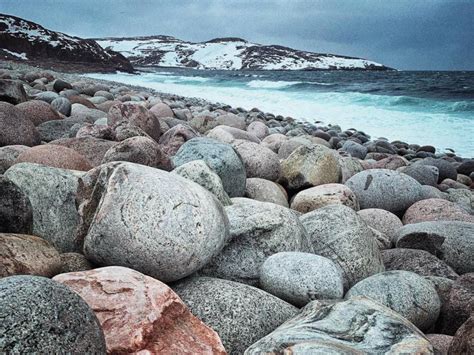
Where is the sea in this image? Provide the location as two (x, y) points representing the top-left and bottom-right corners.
(87, 69), (474, 158)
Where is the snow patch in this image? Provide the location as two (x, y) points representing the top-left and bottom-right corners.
(1, 49), (28, 60)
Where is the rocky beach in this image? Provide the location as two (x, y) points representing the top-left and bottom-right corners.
(0, 58), (473, 354)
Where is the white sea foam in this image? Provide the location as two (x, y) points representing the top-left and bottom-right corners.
(246, 80), (302, 89)
(86, 72), (474, 157)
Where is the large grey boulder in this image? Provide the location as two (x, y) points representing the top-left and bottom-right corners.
(231, 140), (281, 181)
(173, 276), (298, 355)
(0, 275), (106, 353)
(0, 176), (33, 234)
(245, 297), (433, 354)
(341, 140), (368, 159)
(416, 157), (457, 183)
(172, 160), (231, 206)
(259, 252), (344, 307)
(78, 162), (229, 283)
(4, 163), (82, 252)
(300, 205), (385, 290)
(199, 198), (312, 285)
(345, 169), (423, 213)
(401, 164), (439, 186)
(345, 270), (441, 331)
(393, 221), (474, 274)
(173, 137), (246, 197)
(280, 144), (340, 190)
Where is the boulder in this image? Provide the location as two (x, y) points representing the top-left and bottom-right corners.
(261, 133), (287, 153)
(402, 198), (474, 224)
(357, 208), (403, 242)
(245, 297), (433, 354)
(5, 163), (82, 252)
(70, 103), (105, 121)
(345, 169), (423, 213)
(341, 140), (367, 159)
(336, 155), (365, 183)
(173, 276), (298, 354)
(0, 145), (29, 174)
(51, 97), (72, 116)
(208, 125), (260, 143)
(158, 124), (199, 156)
(78, 162), (229, 282)
(14, 144), (92, 171)
(59, 252), (93, 273)
(0, 275), (106, 353)
(16, 100), (62, 126)
(108, 102), (161, 141)
(0, 233), (62, 278)
(280, 144), (340, 190)
(394, 221), (474, 274)
(54, 267), (226, 354)
(247, 121), (269, 139)
(448, 315), (474, 354)
(345, 270), (440, 331)
(35, 91), (59, 103)
(50, 137), (116, 167)
(291, 183), (359, 213)
(300, 204), (384, 290)
(36, 118), (84, 142)
(216, 113), (246, 130)
(372, 155), (408, 170)
(278, 137), (311, 159)
(172, 160), (231, 206)
(401, 164), (439, 186)
(382, 248), (458, 279)
(244, 178), (288, 207)
(53, 79), (73, 92)
(416, 158), (458, 183)
(457, 160), (474, 176)
(426, 334), (452, 354)
(75, 123), (115, 140)
(0, 102), (41, 147)
(232, 140), (281, 181)
(0, 176), (33, 234)
(149, 102), (174, 118)
(101, 136), (171, 170)
(199, 198), (312, 285)
(0, 79), (27, 104)
(436, 273), (474, 335)
(259, 252), (344, 307)
(173, 137), (246, 197)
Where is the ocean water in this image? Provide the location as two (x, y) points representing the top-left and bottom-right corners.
(87, 69), (474, 157)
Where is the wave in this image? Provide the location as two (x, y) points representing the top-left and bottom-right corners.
(246, 80), (302, 89)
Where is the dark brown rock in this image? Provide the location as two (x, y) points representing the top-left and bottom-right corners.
(0, 102), (41, 147)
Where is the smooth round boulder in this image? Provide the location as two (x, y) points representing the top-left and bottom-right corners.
(208, 125), (260, 144)
(0, 275), (106, 353)
(448, 315), (474, 354)
(0, 176), (33, 234)
(16, 100), (62, 126)
(244, 178), (288, 207)
(173, 276), (298, 354)
(247, 121), (269, 139)
(216, 113), (246, 130)
(259, 252), (344, 307)
(149, 102), (174, 118)
(79, 162), (229, 282)
(341, 140), (367, 159)
(0, 102), (41, 147)
(108, 102), (161, 141)
(280, 144), (341, 190)
(345, 270), (441, 331)
(158, 123), (199, 156)
(50, 137), (116, 167)
(345, 169), (423, 213)
(416, 157), (457, 183)
(14, 144), (92, 171)
(0, 145), (29, 174)
(0, 233), (62, 277)
(51, 96), (72, 116)
(173, 137), (246, 197)
(261, 133), (287, 152)
(457, 160), (474, 176)
(382, 248), (458, 279)
(101, 136), (171, 170)
(401, 164), (439, 186)
(232, 140), (281, 181)
(357, 208), (403, 242)
(53, 79), (73, 92)
(402, 198), (474, 224)
(300, 204), (385, 290)
(291, 183), (359, 213)
(199, 198), (312, 285)
(172, 160), (231, 206)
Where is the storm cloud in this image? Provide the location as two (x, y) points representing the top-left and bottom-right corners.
(2, 0), (473, 70)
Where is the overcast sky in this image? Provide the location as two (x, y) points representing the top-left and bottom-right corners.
(2, 0), (473, 70)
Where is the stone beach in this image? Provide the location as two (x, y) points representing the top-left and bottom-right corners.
(0, 60), (473, 354)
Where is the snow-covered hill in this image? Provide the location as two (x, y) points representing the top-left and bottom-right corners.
(0, 14), (133, 72)
(95, 36), (392, 71)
